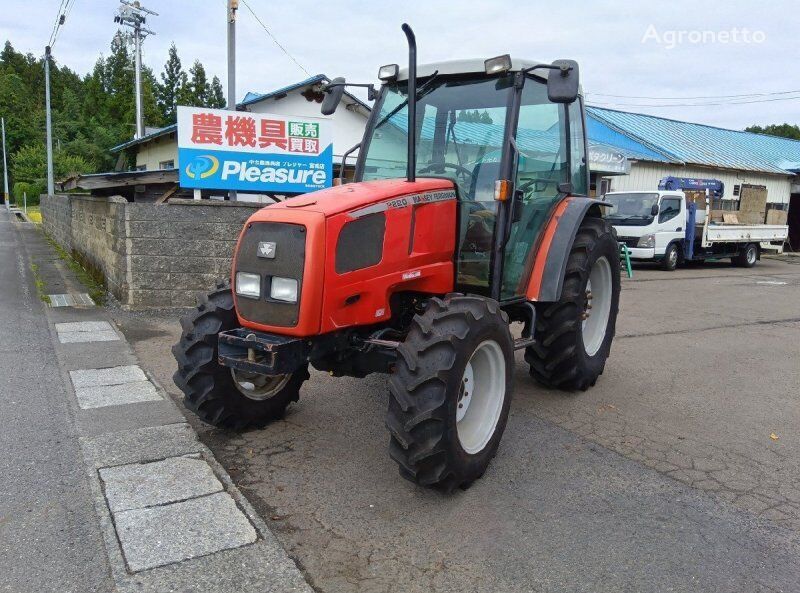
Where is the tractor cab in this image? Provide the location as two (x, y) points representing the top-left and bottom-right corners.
(330, 53), (588, 303)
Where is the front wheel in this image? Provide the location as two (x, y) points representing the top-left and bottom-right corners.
(386, 295), (514, 491)
(661, 242), (680, 271)
(172, 281), (308, 430)
(526, 216), (620, 391)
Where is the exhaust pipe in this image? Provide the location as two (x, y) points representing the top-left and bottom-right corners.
(401, 23), (416, 183)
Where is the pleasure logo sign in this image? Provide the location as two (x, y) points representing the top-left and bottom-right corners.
(177, 106), (332, 194)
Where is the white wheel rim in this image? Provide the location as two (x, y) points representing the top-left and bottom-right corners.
(582, 256), (612, 357)
(669, 247), (678, 266)
(456, 340), (506, 454)
(747, 246), (756, 264)
(231, 369), (290, 401)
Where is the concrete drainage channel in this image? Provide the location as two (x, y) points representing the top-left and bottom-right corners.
(49, 317), (312, 591)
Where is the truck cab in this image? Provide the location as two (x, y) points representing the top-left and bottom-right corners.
(605, 190), (687, 267)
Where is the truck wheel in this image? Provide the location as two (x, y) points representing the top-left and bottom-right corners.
(526, 217), (620, 391)
(387, 295), (514, 491)
(172, 281), (308, 430)
(733, 243), (758, 268)
(661, 243), (680, 271)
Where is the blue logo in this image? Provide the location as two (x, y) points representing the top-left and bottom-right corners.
(184, 155), (219, 179)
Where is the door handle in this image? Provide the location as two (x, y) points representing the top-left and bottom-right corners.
(676, 227), (682, 232)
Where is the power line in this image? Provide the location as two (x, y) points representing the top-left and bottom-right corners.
(238, 0), (311, 77)
(47, 0), (68, 47)
(588, 88), (800, 100)
(48, 0), (76, 49)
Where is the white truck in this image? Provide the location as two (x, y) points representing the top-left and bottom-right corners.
(605, 190), (789, 271)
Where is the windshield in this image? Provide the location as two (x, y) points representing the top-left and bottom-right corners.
(360, 75), (514, 200)
(605, 192), (659, 221)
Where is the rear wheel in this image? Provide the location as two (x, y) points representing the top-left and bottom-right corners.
(172, 281), (308, 430)
(387, 295), (513, 491)
(526, 216), (620, 391)
(733, 243), (758, 268)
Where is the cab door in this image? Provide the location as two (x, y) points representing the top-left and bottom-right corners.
(654, 195), (684, 254)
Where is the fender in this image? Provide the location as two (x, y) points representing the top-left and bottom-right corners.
(526, 197), (609, 302)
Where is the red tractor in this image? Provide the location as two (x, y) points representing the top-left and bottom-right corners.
(173, 25), (620, 491)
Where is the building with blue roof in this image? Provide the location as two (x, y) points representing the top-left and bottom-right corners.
(101, 76), (798, 229)
(586, 106), (800, 210)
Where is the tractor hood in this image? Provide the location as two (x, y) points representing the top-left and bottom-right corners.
(252, 178), (457, 219)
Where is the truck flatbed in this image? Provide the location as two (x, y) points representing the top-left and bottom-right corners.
(704, 223), (788, 244)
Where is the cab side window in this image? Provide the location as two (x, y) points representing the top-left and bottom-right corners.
(659, 198), (681, 223)
(568, 99), (588, 196)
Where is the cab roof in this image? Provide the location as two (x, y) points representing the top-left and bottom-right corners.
(397, 58), (548, 81)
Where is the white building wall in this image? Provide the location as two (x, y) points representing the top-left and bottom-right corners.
(608, 161), (792, 205)
(135, 134), (178, 170)
(245, 93), (369, 163)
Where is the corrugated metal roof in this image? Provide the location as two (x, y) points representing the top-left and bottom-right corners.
(111, 124), (177, 152)
(587, 106), (800, 175)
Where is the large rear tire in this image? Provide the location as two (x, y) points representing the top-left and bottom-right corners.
(387, 295), (514, 491)
(525, 216), (620, 391)
(172, 281), (308, 430)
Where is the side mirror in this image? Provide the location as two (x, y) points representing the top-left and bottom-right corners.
(321, 77), (346, 115)
(651, 203), (660, 216)
(547, 60), (579, 104)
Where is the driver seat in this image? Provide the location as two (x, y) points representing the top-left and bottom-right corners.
(468, 161), (502, 202)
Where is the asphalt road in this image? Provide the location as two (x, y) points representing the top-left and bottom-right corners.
(0, 210), (112, 593)
(121, 256), (800, 593)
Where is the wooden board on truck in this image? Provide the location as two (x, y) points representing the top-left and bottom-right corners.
(766, 209), (789, 225)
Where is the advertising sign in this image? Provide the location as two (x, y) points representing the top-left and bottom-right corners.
(588, 147), (630, 175)
(177, 106), (333, 193)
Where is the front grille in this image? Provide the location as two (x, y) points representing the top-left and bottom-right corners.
(618, 237), (639, 249)
(235, 222), (306, 327)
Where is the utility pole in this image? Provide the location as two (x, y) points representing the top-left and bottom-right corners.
(44, 46), (55, 196)
(115, 1), (157, 139)
(1, 117), (9, 207)
(227, 0), (238, 201)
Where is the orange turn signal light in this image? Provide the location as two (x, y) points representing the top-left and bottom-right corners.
(494, 179), (511, 201)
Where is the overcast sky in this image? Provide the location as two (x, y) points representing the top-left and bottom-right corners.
(3, 0), (798, 130)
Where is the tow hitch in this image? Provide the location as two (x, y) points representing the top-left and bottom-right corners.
(217, 328), (307, 376)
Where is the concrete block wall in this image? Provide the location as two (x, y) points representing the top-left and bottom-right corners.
(41, 195), (262, 307)
(69, 195), (129, 301)
(124, 200), (261, 306)
(41, 193), (73, 252)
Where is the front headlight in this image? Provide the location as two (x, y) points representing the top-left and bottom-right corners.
(637, 233), (656, 248)
(270, 277), (298, 303)
(235, 272), (261, 298)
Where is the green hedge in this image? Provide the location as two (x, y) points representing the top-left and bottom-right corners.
(11, 181), (45, 206)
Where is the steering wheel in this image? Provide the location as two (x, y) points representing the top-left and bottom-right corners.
(419, 162), (474, 184)
(517, 177), (561, 193)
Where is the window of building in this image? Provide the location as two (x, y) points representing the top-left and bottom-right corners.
(159, 159), (175, 170)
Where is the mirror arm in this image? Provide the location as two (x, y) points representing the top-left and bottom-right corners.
(520, 63), (573, 78)
(322, 82), (378, 101)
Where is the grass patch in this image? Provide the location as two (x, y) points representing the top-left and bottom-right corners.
(25, 205), (42, 224)
(42, 232), (107, 305)
(30, 263), (51, 304)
